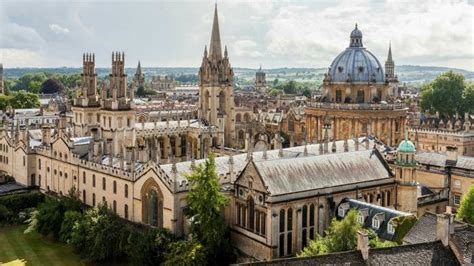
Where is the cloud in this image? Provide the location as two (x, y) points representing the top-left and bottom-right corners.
(0, 48), (46, 67)
(1, 23), (46, 50)
(49, 24), (70, 34)
(231, 40), (263, 58)
(264, 0), (474, 69)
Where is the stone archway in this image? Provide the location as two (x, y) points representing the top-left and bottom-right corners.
(141, 178), (164, 227)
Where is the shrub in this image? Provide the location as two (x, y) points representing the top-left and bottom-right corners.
(35, 197), (66, 239)
(164, 239), (207, 266)
(126, 227), (175, 265)
(0, 204), (12, 222)
(59, 210), (83, 243)
(0, 192), (44, 214)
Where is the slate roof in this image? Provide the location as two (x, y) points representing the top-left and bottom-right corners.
(449, 224), (474, 265)
(403, 212), (438, 244)
(338, 199), (412, 241)
(368, 241), (459, 266)
(252, 149), (391, 196)
(239, 250), (365, 266)
(416, 152), (474, 171)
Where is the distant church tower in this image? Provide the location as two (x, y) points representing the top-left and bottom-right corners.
(198, 4), (235, 147)
(134, 61), (145, 88)
(71, 53), (101, 136)
(394, 132), (418, 213)
(385, 42), (399, 97)
(255, 65), (267, 93)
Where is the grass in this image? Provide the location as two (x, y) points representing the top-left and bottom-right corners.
(0, 224), (85, 266)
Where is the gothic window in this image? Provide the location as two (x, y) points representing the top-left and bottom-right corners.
(288, 116), (295, 132)
(113, 200), (117, 214)
(142, 179), (164, 228)
(248, 196), (255, 231)
(279, 209), (285, 257)
(92, 174), (96, 187)
(244, 113), (251, 123)
(287, 208), (293, 255)
(38, 159), (41, 170)
(218, 91), (226, 115)
(236, 113), (242, 122)
(124, 184), (129, 198)
(92, 193), (96, 207)
(357, 90), (365, 103)
(102, 177), (106, 191)
(113, 181), (117, 194)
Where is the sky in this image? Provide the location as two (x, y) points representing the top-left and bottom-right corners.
(1, 0), (473, 70)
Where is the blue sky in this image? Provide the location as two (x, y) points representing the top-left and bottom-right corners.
(1, 0), (473, 70)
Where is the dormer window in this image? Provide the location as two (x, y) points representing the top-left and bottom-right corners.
(338, 203), (350, 217)
(372, 217), (380, 229)
(357, 213), (365, 224)
(387, 220), (395, 234)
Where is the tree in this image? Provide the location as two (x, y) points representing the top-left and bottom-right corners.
(136, 86), (147, 97)
(8, 91), (40, 109)
(164, 240), (207, 266)
(59, 210), (83, 243)
(301, 87), (312, 98)
(126, 227), (175, 265)
(0, 95), (12, 111)
(40, 78), (66, 94)
(299, 209), (362, 256)
(185, 153), (234, 264)
(456, 185), (474, 224)
(420, 71), (469, 117)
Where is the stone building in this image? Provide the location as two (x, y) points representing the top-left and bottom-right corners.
(305, 25), (407, 146)
(133, 61), (145, 88)
(151, 76), (175, 91)
(255, 66), (267, 94)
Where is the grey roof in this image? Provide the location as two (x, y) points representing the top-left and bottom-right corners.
(252, 149), (391, 196)
(339, 199), (412, 241)
(416, 152), (474, 171)
(239, 250), (365, 266)
(403, 212), (438, 244)
(450, 224), (474, 265)
(369, 241), (458, 265)
(328, 47), (385, 84)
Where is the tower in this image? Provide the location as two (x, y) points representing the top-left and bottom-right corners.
(198, 4), (235, 148)
(100, 52), (136, 158)
(134, 61), (145, 88)
(255, 65), (267, 94)
(0, 63), (4, 95)
(71, 53), (101, 136)
(395, 131), (418, 213)
(385, 42), (399, 96)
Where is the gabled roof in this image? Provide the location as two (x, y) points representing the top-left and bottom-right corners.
(252, 149), (392, 196)
(403, 212), (438, 244)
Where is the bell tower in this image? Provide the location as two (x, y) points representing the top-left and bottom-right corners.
(198, 4), (235, 148)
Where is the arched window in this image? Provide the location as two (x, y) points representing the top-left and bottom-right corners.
(113, 181), (117, 194)
(287, 208), (293, 255)
(124, 184), (129, 198)
(92, 174), (96, 187)
(279, 209), (285, 257)
(83, 190), (86, 203)
(83, 172), (86, 184)
(218, 91), (226, 115)
(142, 179), (164, 228)
(302, 205), (308, 248)
(125, 204), (129, 219)
(113, 200), (117, 213)
(236, 113), (242, 122)
(247, 196), (255, 231)
(102, 177), (106, 191)
(92, 193), (96, 207)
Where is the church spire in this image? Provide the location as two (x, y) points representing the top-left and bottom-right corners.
(387, 41), (393, 63)
(208, 4), (222, 60)
(136, 60), (142, 75)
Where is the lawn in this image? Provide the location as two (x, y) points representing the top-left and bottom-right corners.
(0, 224), (85, 266)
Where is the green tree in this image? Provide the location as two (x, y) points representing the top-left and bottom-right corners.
(9, 91), (40, 109)
(0, 95), (12, 111)
(462, 83), (474, 114)
(59, 210), (83, 243)
(126, 227), (175, 265)
(164, 240), (207, 266)
(185, 153), (234, 264)
(35, 197), (67, 239)
(456, 185), (474, 224)
(420, 71), (468, 117)
(136, 86), (147, 97)
(299, 209), (362, 256)
(301, 87), (312, 98)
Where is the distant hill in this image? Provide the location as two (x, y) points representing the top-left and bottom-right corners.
(4, 65), (473, 86)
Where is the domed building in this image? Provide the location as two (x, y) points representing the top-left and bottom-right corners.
(306, 24), (406, 146)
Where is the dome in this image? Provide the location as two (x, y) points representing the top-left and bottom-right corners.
(397, 139), (416, 153)
(327, 25), (385, 83)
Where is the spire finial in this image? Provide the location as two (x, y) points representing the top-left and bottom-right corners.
(208, 3), (222, 59)
(355, 23), (358, 29)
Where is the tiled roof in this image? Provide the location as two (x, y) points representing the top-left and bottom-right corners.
(403, 212), (438, 244)
(368, 241), (458, 265)
(239, 250), (365, 266)
(450, 224), (474, 265)
(416, 152), (474, 171)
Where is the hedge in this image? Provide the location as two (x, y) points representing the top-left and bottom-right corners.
(0, 192), (45, 214)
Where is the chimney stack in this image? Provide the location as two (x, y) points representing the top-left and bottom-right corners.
(357, 230), (369, 260)
(446, 146), (458, 166)
(436, 212), (454, 246)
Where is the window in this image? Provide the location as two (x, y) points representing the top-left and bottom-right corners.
(38, 159), (41, 170)
(335, 90), (342, 103)
(453, 180), (461, 189)
(356, 90), (365, 103)
(23, 156), (26, 166)
(372, 217), (380, 229)
(113, 181), (117, 194)
(102, 177), (106, 191)
(102, 196), (106, 204)
(83, 172), (86, 184)
(92, 174), (96, 187)
(125, 204), (129, 219)
(92, 193), (96, 207)
(113, 200), (117, 213)
(338, 204), (349, 217)
(124, 184), (129, 198)
(387, 221), (395, 234)
(247, 197), (255, 231)
(454, 194), (461, 205)
(357, 213), (365, 224)
(83, 190), (86, 203)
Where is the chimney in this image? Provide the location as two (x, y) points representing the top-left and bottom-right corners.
(41, 125), (51, 146)
(357, 230), (369, 260)
(446, 146), (458, 166)
(436, 213), (454, 246)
